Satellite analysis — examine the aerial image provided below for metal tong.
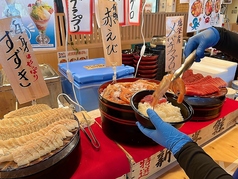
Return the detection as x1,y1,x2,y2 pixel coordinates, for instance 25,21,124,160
81,111,100,150
171,50,196,82
75,111,100,150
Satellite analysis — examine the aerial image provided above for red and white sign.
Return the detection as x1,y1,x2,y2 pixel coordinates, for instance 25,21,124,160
66,0,93,34
128,0,141,25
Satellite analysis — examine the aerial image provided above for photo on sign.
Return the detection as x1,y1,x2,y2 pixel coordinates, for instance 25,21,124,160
187,0,222,33
0,0,57,49
223,0,232,4
57,50,89,64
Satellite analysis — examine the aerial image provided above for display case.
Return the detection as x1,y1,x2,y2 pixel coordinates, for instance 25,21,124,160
0,64,62,118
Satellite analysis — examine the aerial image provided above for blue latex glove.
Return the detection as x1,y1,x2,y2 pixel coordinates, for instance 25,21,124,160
184,27,220,62
136,109,192,155
233,168,238,179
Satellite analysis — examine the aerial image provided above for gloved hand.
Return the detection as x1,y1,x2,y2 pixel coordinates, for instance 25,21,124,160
184,27,220,62
136,109,192,155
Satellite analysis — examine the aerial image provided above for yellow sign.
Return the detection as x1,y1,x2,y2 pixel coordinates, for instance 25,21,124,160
98,0,122,67
0,17,49,104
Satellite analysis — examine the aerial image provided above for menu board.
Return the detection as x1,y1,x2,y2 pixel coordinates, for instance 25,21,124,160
187,0,222,33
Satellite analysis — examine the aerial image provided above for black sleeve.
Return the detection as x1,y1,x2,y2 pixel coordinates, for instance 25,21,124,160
213,27,238,60
174,142,233,179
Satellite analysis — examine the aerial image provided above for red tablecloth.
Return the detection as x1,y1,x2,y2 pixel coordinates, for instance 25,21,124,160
118,98,238,163
70,119,130,179
64,98,237,178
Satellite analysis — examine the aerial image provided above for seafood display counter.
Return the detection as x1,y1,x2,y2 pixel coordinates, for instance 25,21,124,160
68,98,238,179
1,99,237,179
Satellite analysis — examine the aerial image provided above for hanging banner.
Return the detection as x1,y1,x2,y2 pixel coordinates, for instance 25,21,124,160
98,0,122,67
128,0,141,25
187,0,222,33
0,17,49,104
165,16,184,72
66,0,93,34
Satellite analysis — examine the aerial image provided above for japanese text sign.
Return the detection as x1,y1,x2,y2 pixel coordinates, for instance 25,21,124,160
130,149,175,179
165,16,184,72
66,0,93,34
98,0,122,67
0,17,49,104
128,0,141,25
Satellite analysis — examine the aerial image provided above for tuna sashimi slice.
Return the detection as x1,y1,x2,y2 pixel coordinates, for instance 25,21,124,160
183,73,204,84
185,84,220,96
181,69,227,96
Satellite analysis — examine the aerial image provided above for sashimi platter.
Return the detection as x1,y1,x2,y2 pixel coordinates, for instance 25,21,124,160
182,69,228,120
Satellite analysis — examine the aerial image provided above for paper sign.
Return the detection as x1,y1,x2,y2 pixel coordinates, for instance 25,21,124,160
0,17,49,104
95,0,126,27
165,16,184,72
128,0,141,25
187,0,222,33
57,49,89,63
98,0,122,67
66,0,93,34
114,0,126,25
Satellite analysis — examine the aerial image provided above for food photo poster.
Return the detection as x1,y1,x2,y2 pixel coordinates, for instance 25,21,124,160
187,0,222,33
0,0,56,50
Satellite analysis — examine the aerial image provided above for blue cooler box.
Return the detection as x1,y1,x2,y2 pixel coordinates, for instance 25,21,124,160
58,58,135,111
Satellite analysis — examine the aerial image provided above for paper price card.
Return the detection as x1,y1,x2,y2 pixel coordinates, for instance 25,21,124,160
66,0,93,34
0,17,49,104
165,16,184,72
98,0,122,67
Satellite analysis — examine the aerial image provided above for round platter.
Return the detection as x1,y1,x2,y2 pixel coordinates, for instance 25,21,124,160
0,126,80,179
184,88,227,121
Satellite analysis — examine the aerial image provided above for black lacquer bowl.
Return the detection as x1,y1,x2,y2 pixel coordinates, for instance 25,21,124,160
130,90,194,129
184,87,227,121
98,78,160,145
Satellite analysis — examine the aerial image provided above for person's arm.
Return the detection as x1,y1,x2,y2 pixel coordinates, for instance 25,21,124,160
175,142,233,179
184,26,238,61
214,26,238,59
136,109,233,179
